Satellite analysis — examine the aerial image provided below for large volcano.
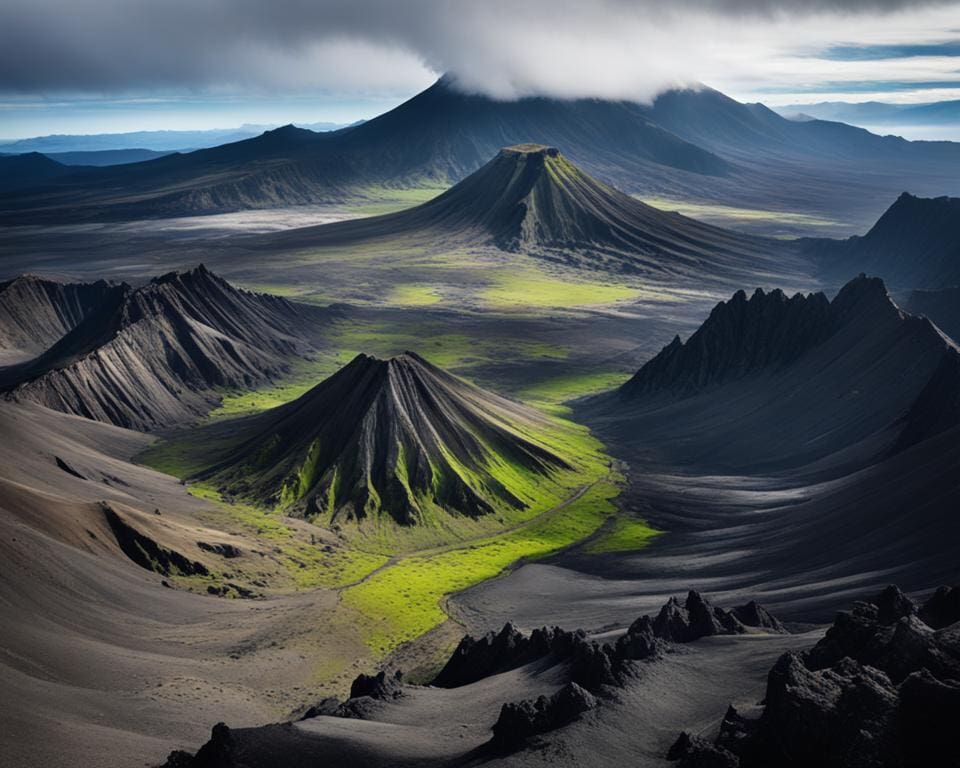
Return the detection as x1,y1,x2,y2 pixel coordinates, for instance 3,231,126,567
196,352,574,526
270,144,809,289
3,78,959,233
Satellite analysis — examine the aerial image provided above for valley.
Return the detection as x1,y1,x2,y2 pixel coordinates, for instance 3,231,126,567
2,79,959,768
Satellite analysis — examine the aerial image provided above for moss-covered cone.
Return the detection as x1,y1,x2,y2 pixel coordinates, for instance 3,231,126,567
198,352,572,525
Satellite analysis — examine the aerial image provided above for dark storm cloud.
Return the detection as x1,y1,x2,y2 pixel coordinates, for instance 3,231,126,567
0,0,956,96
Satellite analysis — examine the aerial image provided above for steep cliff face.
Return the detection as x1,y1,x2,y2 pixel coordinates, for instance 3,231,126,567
197,352,572,526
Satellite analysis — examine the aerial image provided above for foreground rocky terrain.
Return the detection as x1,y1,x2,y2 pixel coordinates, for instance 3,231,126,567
164,585,959,768
670,586,960,768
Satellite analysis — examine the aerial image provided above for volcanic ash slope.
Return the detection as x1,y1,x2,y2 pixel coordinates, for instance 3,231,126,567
268,143,809,290
194,351,592,529
3,265,310,431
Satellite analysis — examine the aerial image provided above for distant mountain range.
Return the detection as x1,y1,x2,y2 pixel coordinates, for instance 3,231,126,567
2,77,958,232
0,121,361,154
777,100,960,127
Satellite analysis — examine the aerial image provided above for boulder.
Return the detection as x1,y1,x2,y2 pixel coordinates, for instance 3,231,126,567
490,682,596,750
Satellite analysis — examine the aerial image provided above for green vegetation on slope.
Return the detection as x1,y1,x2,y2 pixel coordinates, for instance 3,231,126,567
342,478,621,655
517,370,632,415
480,269,647,309
585,514,662,554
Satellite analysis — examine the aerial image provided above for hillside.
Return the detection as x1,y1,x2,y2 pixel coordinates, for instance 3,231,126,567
806,192,960,291
3,265,310,430
267,144,809,288
195,352,577,526
611,274,959,467
0,274,120,360
0,152,82,193
3,78,959,231
619,275,889,398
905,285,960,341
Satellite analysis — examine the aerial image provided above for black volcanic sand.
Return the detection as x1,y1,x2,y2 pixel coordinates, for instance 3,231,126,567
454,278,960,634
0,401,386,768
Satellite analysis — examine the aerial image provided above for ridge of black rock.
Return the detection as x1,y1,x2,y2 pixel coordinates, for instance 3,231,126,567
668,584,960,768
619,273,914,399
196,351,571,525
905,285,960,342
0,273,120,357
166,592,786,767
4,265,310,430
433,591,785,693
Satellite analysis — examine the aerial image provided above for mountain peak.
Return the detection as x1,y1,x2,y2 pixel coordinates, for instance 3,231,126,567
196,352,573,526
9,265,306,430
500,144,561,158
620,275,903,399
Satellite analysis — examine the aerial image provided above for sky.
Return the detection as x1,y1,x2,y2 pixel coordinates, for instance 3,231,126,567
2,0,960,139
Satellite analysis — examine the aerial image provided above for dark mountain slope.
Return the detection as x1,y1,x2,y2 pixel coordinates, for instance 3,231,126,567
905,285,960,341
0,275,120,358
0,152,84,193
807,192,960,291
3,266,310,430
267,144,809,288
2,78,958,232
601,274,958,472
196,352,573,526
549,276,960,626
619,275,891,398
323,75,728,183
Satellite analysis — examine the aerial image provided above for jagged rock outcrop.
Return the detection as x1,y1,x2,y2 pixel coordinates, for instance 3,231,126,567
196,352,572,525
348,670,404,701
5,265,309,430
490,682,597,750
652,591,750,641
433,622,556,688
620,275,890,398
435,591,779,695
732,601,786,633
668,584,960,768
296,670,406,722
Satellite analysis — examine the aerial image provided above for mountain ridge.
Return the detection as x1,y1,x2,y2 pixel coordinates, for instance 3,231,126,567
4,77,958,230
3,265,310,430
